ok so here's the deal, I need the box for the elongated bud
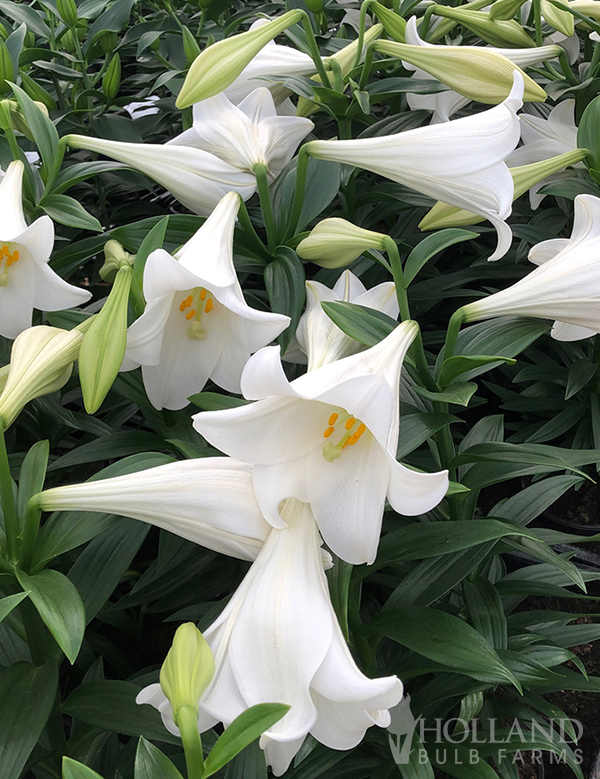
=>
[176,10,303,107]
[0,327,84,429]
[182,25,201,64]
[374,39,545,104]
[297,218,387,268]
[57,0,78,27]
[102,54,121,102]
[0,98,50,142]
[0,41,14,96]
[18,72,57,111]
[100,32,118,54]
[540,0,575,34]
[430,5,535,47]
[79,266,132,413]
[0,364,9,395]
[370,2,406,41]
[160,623,215,725]
[100,239,135,282]
[490,0,528,20]
[570,0,600,20]
[305,0,324,12]
[420,149,588,230]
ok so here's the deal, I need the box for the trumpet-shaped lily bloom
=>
[123,192,289,410]
[65,135,256,217]
[461,194,600,341]
[508,100,578,166]
[168,88,313,180]
[36,457,271,562]
[137,499,403,775]
[288,270,399,371]
[193,322,448,565]
[0,161,91,339]
[307,72,524,262]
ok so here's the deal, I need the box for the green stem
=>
[237,199,272,261]
[298,10,331,87]
[353,1,372,70]
[439,308,466,370]
[411,331,437,393]
[177,705,204,779]
[19,497,42,573]
[418,5,437,39]
[337,115,352,140]
[0,427,17,562]
[533,0,543,46]
[589,41,600,79]
[383,237,410,321]
[558,50,578,85]
[286,146,310,240]
[253,164,277,250]
[358,45,375,90]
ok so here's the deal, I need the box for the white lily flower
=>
[0,161,91,339]
[193,322,448,565]
[222,19,315,105]
[137,499,403,776]
[508,100,578,166]
[307,72,524,262]
[123,191,289,410]
[65,135,256,217]
[406,70,470,124]
[168,88,313,181]
[289,270,399,370]
[37,457,272,561]
[462,194,600,341]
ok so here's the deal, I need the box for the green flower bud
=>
[541,0,575,35]
[0,22,8,42]
[0,326,84,429]
[374,39,546,103]
[102,53,121,102]
[100,240,135,282]
[160,623,215,725]
[79,265,132,413]
[100,32,118,54]
[489,0,528,20]
[182,25,202,65]
[18,72,57,111]
[176,10,303,108]
[370,2,407,41]
[0,40,14,96]
[57,0,78,27]
[305,0,325,13]
[297,218,387,268]
[61,29,78,54]
[0,98,51,141]
[430,5,535,47]
[419,149,588,230]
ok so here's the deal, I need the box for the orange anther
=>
[323,426,335,439]
[185,309,196,320]
[345,417,356,430]
[355,423,366,438]
[2,245,8,257]
[328,412,338,426]
[200,288,207,301]
[12,251,18,262]
[6,257,11,267]
[204,298,213,313]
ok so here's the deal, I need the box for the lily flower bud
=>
[430,5,535,47]
[57,0,78,27]
[102,54,121,102]
[160,623,215,727]
[0,326,84,429]
[490,0,528,20]
[176,10,303,108]
[100,239,135,282]
[182,25,201,64]
[297,218,387,268]
[79,265,132,413]
[0,41,13,96]
[541,0,575,35]
[370,2,406,41]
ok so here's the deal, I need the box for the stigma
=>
[322,409,367,462]
[178,287,215,340]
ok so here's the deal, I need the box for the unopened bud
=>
[160,623,215,725]
[19,72,57,111]
[182,26,201,65]
[297,218,387,268]
[79,266,132,413]
[490,0,528,20]
[0,41,14,96]
[305,0,325,13]
[570,0,600,21]
[176,10,303,107]
[430,5,535,47]
[57,0,78,27]
[0,326,83,429]
[541,0,575,35]
[100,32,118,54]
[102,54,121,102]
[0,22,8,42]
[100,239,135,282]
[370,2,406,41]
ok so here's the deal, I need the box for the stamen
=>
[345,417,356,430]
[185,309,196,320]
[12,251,18,262]
[179,295,193,311]
[204,298,213,314]
[2,245,8,257]
[200,288,207,301]
[323,426,335,439]
[328,412,338,426]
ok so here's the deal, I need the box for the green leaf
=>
[0,592,28,623]
[376,520,534,567]
[224,741,268,779]
[565,358,598,400]
[404,229,478,285]
[53,161,126,194]
[9,81,58,176]
[322,300,397,347]
[273,157,341,235]
[17,440,49,521]
[0,1,50,38]
[414,381,477,407]
[62,680,179,744]
[491,474,582,526]
[438,355,516,389]
[372,606,521,690]
[47,431,166,471]
[63,757,106,779]
[188,391,248,411]
[390,728,434,779]
[134,737,183,779]
[264,247,305,354]
[40,194,102,231]
[203,703,290,777]
[133,216,168,293]
[16,569,86,663]
[463,578,507,650]
[0,661,58,779]
[502,536,586,590]
[577,94,600,173]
